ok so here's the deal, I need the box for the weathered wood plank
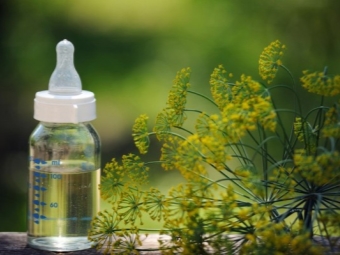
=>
[0,232,162,254]
[2,232,338,254]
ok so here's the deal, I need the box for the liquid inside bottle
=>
[27,123,100,251]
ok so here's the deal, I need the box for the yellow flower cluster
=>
[209,74,277,142]
[132,114,150,154]
[153,110,173,141]
[160,136,182,171]
[160,182,234,255]
[100,159,125,202]
[241,222,324,255]
[322,103,340,138]
[209,65,233,111]
[117,188,144,225]
[91,40,340,255]
[166,67,191,127]
[301,70,340,96]
[172,135,207,181]
[259,40,285,84]
[143,188,167,222]
[122,154,149,185]
[294,149,340,186]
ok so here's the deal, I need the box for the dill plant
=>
[89,40,340,255]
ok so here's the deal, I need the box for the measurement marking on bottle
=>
[51,159,61,165]
[33,200,47,206]
[32,171,49,224]
[50,202,58,208]
[80,217,93,221]
[51,174,62,179]
[34,185,47,191]
[34,172,47,178]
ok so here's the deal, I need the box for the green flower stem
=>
[271,103,299,160]
[227,139,251,166]
[279,64,301,113]
[148,131,187,141]
[314,96,326,154]
[188,90,219,108]
[268,84,302,108]
[240,131,278,165]
[322,197,340,210]
[172,125,194,135]
[144,160,165,165]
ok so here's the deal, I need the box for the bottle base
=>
[27,235,94,252]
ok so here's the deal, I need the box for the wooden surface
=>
[1,232,339,254]
[0,232,162,254]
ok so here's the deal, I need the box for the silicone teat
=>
[48,39,82,95]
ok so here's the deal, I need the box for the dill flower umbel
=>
[116,187,144,225]
[322,103,340,138]
[259,40,285,84]
[209,65,233,110]
[91,40,340,254]
[301,69,340,96]
[100,159,125,202]
[153,109,174,141]
[88,210,123,255]
[122,154,149,185]
[166,67,191,127]
[132,114,150,154]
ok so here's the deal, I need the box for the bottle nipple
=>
[48,39,82,95]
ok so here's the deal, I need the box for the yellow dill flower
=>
[209,64,233,110]
[100,159,125,202]
[234,167,251,178]
[221,104,250,140]
[232,74,266,103]
[294,149,340,185]
[160,136,182,171]
[166,67,191,127]
[174,134,207,180]
[195,113,227,143]
[117,187,144,225]
[88,210,123,255]
[301,70,340,96]
[143,188,167,222]
[132,114,150,154]
[253,96,277,131]
[122,154,149,185]
[322,103,340,138]
[204,75,276,141]
[163,183,195,221]
[259,40,286,84]
[224,75,277,136]
[199,135,231,170]
[240,222,325,255]
[237,208,251,221]
[221,98,274,140]
[293,117,304,142]
[153,108,178,141]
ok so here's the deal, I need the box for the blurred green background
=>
[0,0,339,231]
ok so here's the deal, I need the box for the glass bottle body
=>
[27,122,100,252]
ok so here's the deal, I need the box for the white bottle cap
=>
[34,40,96,123]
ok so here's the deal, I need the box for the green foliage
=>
[89,41,340,254]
